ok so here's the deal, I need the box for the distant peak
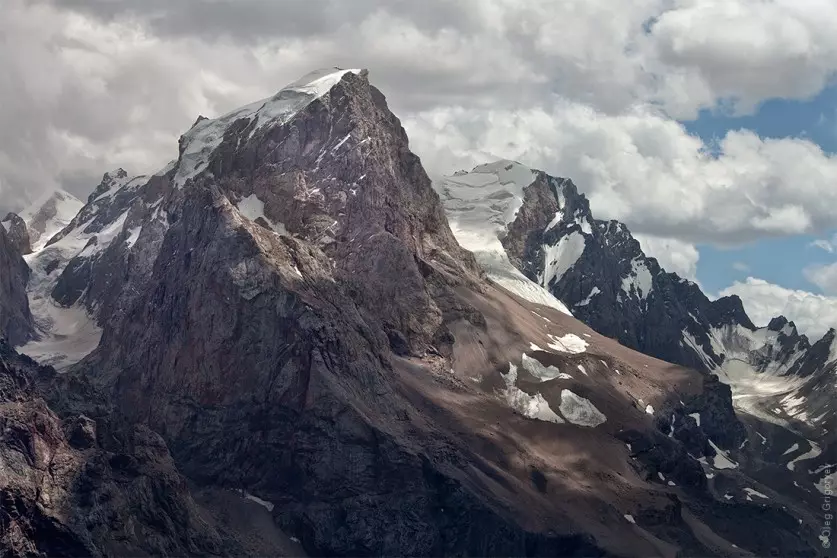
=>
[767,315,790,331]
[103,168,128,181]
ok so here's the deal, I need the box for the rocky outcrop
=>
[0,221,32,345]
[0,341,242,557]
[1,213,31,255]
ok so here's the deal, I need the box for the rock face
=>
[8,69,823,556]
[1,213,31,255]
[0,221,32,345]
[436,163,836,430]
[0,341,241,557]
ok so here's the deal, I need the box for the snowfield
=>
[437,162,573,316]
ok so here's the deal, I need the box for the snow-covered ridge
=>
[436,162,572,315]
[20,189,84,251]
[174,68,362,188]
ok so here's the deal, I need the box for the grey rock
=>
[1,213,31,255]
[0,221,32,345]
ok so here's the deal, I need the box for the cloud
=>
[804,262,837,294]
[732,262,750,272]
[2,0,837,247]
[406,105,837,244]
[634,234,700,280]
[719,277,837,339]
[810,233,837,253]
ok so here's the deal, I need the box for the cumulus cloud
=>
[406,105,837,243]
[804,263,837,294]
[2,0,835,214]
[634,234,700,280]
[719,277,837,339]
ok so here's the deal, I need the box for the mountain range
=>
[0,68,833,557]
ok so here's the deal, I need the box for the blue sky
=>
[685,85,837,298]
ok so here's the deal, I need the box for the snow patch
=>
[743,488,769,500]
[575,286,601,307]
[445,223,572,315]
[688,412,701,426]
[787,441,821,471]
[645,405,655,415]
[236,194,288,234]
[501,363,564,424]
[540,232,586,287]
[547,333,588,354]
[782,443,799,456]
[708,440,738,469]
[521,354,573,381]
[559,389,606,427]
[621,258,653,300]
[624,514,636,524]
[238,490,275,512]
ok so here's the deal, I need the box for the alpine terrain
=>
[0,68,831,557]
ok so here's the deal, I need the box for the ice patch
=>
[782,443,799,456]
[621,258,653,300]
[559,389,606,427]
[502,363,564,424]
[575,286,601,307]
[787,441,821,471]
[708,440,738,469]
[236,194,288,234]
[521,354,573,381]
[547,333,588,354]
[238,490,275,512]
[743,488,769,500]
[445,223,572,315]
[125,226,142,248]
[540,232,586,287]
[545,211,563,232]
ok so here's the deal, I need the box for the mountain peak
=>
[19,188,84,251]
[767,315,790,331]
[173,67,364,188]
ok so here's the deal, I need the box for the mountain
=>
[19,189,84,252]
[435,161,836,420]
[1,69,828,556]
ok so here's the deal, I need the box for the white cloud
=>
[732,262,750,272]
[634,234,699,280]
[2,0,837,214]
[810,233,837,253]
[406,105,837,244]
[804,263,837,294]
[719,277,837,339]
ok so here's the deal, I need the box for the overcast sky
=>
[2,0,836,336]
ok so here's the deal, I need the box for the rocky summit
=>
[0,69,832,557]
